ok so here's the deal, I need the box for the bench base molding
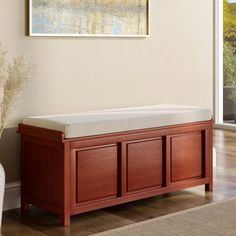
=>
[18,120,213,226]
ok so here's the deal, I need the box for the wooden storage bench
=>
[18,105,213,226]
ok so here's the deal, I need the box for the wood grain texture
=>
[23,139,64,211]
[127,138,163,192]
[76,145,118,203]
[171,132,203,183]
[18,120,213,226]
[205,128,213,191]
[61,142,71,226]
[18,124,64,143]
[121,142,127,196]
[3,129,232,236]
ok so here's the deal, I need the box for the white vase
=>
[0,163,5,227]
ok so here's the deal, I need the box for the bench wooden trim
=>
[19,120,213,226]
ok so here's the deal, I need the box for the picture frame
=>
[29,0,150,38]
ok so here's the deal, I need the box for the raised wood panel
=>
[127,139,163,192]
[75,145,118,204]
[171,132,203,183]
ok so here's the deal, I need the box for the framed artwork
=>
[29,0,150,37]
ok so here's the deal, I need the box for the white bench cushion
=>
[23,105,212,139]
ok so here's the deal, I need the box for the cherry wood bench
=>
[18,105,213,226]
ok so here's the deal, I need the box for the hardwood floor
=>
[2,129,236,236]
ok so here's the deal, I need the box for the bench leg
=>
[21,199,29,214]
[60,213,70,226]
[205,182,213,192]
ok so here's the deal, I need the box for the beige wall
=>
[0,0,214,183]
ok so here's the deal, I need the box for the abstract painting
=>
[29,0,150,37]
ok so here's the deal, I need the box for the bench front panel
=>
[19,120,213,221]
[171,132,204,183]
[69,122,212,213]
[126,138,163,193]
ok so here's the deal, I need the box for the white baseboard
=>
[214,123,236,131]
[3,182,20,211]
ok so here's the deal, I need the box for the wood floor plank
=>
[1,217,47,236]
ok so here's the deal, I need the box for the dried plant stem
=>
[0,43,34,138]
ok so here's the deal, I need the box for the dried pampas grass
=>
[0,43,35,138]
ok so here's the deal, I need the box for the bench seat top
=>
[23,104,212,139]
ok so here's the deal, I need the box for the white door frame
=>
[214,0,236,130]
[214,0,223,125]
